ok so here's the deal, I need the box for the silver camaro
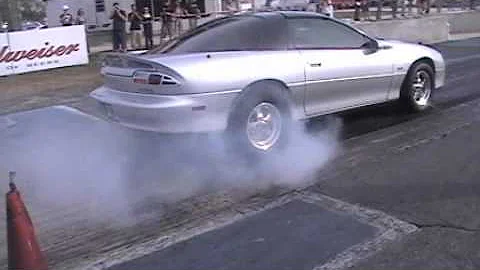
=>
[90,11,445,154]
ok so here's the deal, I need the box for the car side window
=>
[164,17,264,53]
[289,18,369,49]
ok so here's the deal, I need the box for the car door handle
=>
[309,62,322,67]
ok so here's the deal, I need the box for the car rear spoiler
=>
[101,53,182,80]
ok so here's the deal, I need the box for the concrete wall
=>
[445,11,480,34]
[353,16,450,43]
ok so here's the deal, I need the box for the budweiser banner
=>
[0,25,89,76]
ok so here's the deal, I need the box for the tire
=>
[226,82,292,159]
[400,61,435,112]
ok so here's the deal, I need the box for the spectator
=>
[325,0,335,17]
[128,4,143,50]
[76,8,86,25]
[417,0,430,14]
[391,0,398,18]
[174,3,186,36]
[142,7,154,49]
[361,0,370,20]
[397,0,406,17]
[59,5,74,26]
[408,0,413,14]
[425,0,431,13]
[110,2,128,52]
[160,3,173,42]
[354,0,361,20]
[76,9,88,52]
[188,2,201,30]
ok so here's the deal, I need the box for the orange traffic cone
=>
[6,172,48,270]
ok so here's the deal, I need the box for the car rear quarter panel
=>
[146,51,307,118]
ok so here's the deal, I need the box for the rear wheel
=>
[226,82,292,158]
[400,62,434,112]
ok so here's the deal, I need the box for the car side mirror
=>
[362,39,379,55]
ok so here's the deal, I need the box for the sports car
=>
[90,11,445,154]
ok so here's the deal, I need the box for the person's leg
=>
[167,21,172,39]
[144,30,149,49]
[189,18,194,30]
[113,31,120,51]
[135,31,142,49]
[120,31,127,52]
[130,31,135,49]
[148,27,154,48]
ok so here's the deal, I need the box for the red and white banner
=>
[0,25,89,76]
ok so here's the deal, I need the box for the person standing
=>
[160,3,173,42]
[354,0,361,20]
[397,0,406,17]
[142,7,154,50]
[391,0,398,18]
[173,3,186,36]
[325,0,335,17]
[76,8,86,25]
[76,8,89,52]
[128,4,143,50]
[361,0,370,20]
[187,2,201,30]
[59,5,74,26]
[110,2,127,52]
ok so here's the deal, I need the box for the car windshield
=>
[148,15,283,54]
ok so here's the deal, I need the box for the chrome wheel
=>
[411,70,432,106]
[246,102,282,151]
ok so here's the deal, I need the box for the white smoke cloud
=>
[0,106,342,226]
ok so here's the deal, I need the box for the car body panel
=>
[90,86,240,133]
[299,48,394,115]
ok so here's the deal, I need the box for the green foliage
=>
[0,0,45,25]
[18,0,46,21]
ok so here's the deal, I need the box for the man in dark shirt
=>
[110,2,127,52]
[128,4,143,50]
[59,5,74,26]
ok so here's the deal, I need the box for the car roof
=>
[239,11,329,20]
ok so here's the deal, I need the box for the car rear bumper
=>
[90,87,240,133]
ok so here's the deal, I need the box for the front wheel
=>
[400,62,434,112]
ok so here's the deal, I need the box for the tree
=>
[0,0,45,30]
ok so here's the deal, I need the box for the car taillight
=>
[133,71,158,85]
[148,74,162,85]
[133,71,178,86]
